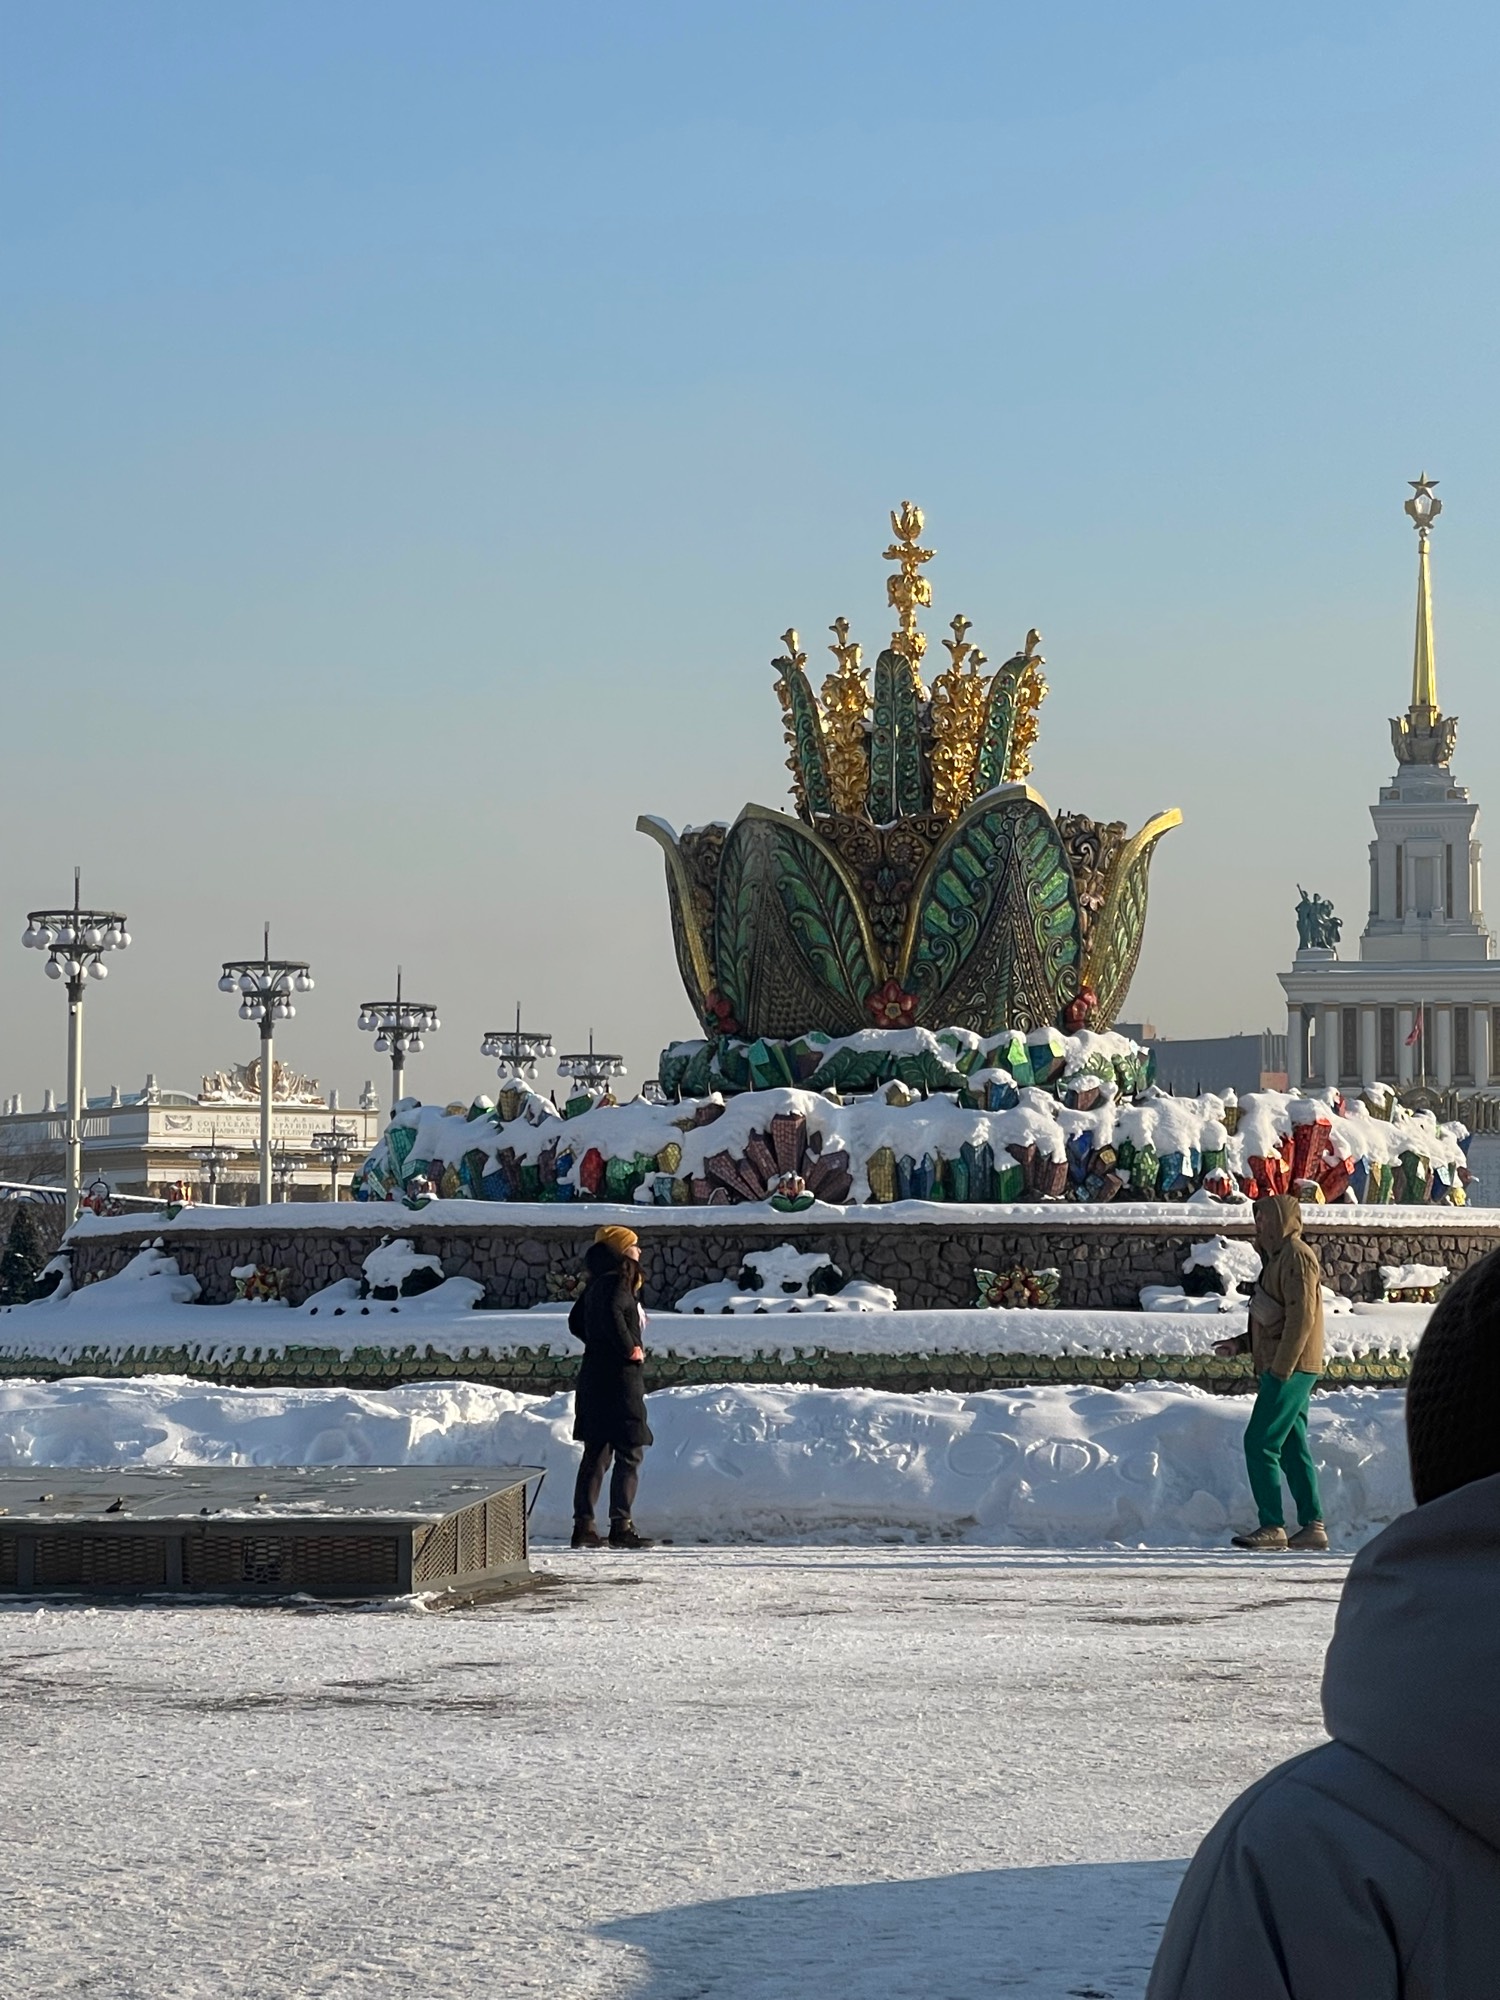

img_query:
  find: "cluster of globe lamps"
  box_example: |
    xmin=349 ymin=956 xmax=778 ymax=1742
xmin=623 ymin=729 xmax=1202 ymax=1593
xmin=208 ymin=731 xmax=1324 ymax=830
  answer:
xmin=20 ymin=885 xmax=631 ymax=1214
xmin=21 ymin=872 xmax=131 ymax=1223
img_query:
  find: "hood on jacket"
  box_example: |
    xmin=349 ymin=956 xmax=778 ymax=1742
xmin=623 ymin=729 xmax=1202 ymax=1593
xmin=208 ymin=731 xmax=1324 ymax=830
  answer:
xmin=1254 ymin=1192 xmax=1304 ymax=1253
xmin=1322 ymin=1469 xmax=1500 ymax=1848
xmin=583 ymin=1240 xmax=624 ymax=1280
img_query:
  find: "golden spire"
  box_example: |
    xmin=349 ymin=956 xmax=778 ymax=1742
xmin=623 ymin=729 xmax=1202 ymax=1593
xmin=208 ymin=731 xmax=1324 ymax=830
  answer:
xmin=882 ymin=501 xmax=934 ymax=689
xmin=929 ymin=613 xmax=988 ymax=821
xmin=1391 ymin=474 xmax=1457 ymax=768
xmin=1006 ymin=629 xmax=1048 ymax=781
xmin=1404 ymin=472 xmax=1442 ymax=716
xmin=820 ymin=616 xmax=871 ymax=817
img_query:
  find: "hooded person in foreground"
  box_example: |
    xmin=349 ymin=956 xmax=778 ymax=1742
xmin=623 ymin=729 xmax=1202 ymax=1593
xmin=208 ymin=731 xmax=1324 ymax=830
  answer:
xmin=567 ymin=1225 xmax=654 ymax=1550
xmin=1147 ymin=1248 xmax=1500 ymax=1997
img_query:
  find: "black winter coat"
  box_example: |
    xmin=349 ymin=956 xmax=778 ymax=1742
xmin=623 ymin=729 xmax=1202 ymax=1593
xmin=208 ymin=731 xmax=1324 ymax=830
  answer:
xmin=568 ymin=1245 xmax=653 ymax=1449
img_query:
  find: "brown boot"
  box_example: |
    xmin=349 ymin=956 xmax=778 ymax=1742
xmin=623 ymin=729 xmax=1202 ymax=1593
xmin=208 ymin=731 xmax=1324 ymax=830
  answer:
xmin=608 ymin=1521 xmax=655 ymax=1550
xmin=1231 ymin=1524 xmax=1289 ymax=1551
xmin=1287 ymin=1522 xmax=1331 ymax=1551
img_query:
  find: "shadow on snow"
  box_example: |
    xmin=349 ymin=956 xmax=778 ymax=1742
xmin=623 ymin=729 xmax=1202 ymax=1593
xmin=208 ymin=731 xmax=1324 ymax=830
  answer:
xmin=598 ymin=1857 xmax=1185 ymax=2000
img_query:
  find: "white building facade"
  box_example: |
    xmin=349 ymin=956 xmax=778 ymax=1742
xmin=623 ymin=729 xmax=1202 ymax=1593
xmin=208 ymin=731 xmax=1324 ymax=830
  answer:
xmin=0 ymin=1061 xmax=382 ymax=1202
xmin=1280 ymin=479 xmax=1500 ymax=1128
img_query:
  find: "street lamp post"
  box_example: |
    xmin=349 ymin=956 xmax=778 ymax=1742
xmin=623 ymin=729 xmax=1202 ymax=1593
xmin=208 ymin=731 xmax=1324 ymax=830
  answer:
xmin=358 ymin=968 xmax=439 ymax=1114
xmin=481 ymin=1004 xmax=555 ymax=1081
xmin=266 ymin=1140 xmax=299 ymax=1203
xmin=22 ymin=869 xmax=130 ymax=1225
xmin=191 ymin=1131 xmax=238 ymax=1205
xmin=557 ymin=1031 xmax=627 ymax=1101
xmin=311 ymin=1118 xmax=361 ymax=1204
xmin=218 ymin=926 xmax=313 ymax=1205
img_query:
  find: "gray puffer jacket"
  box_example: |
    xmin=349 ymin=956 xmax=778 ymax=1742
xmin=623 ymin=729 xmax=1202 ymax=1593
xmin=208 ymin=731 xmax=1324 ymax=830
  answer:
xmin=1148 ymin=1471 xmax=1500 ymax=1996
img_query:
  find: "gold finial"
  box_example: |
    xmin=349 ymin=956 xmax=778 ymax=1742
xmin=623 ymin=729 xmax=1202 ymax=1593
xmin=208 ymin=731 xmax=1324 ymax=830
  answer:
xmin=941 ymin=613 xmax=974 ymax=671
xmin=827 ymin=615 xmax=861 ymax=674
xmin=778 ymin=627 xmax=807 ymax=670
xmin=882 ymin=500 xmax=934 ymax=676
xmin=821 ymin=616 xmax=869 ymax=816
xmin=1007 ymin=631 xmax=1048 ymax=781
xmin=1404 ymin=475 xmax=1441 ymax=717
xmin=929 ymin=613 xmax=989 ymax=821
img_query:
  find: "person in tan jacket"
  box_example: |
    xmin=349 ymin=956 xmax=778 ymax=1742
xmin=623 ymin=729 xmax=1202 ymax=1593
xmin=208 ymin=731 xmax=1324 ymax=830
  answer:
xmin=1223 ymin=1193 xmax=1327 ymax=1551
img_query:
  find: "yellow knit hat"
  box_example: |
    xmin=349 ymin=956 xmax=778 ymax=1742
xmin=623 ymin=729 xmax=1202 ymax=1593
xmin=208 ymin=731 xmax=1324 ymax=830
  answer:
xmin=593 ymin=1225 xmax=639 ymax=1258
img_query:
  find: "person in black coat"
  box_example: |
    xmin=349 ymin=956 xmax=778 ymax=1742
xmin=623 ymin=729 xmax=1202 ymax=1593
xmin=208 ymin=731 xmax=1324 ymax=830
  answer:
xmin=568 ymin=1225 xmax=655 ymax=1549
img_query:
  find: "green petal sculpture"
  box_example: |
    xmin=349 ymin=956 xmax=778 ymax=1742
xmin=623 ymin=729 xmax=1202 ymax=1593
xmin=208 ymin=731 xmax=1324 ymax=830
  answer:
xmin=641 ymin=504 xmax=1180 ymax=1041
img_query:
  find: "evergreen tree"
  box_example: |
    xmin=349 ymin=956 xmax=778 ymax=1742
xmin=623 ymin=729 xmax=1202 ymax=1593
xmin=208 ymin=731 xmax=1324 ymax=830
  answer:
xmin=0 ymin=1204 xmax=46 ymax=1306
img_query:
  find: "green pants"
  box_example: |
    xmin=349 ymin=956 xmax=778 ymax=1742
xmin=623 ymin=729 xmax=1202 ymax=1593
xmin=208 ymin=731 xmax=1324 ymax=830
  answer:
xmin=1244 ymin=1370 xmax=1323 ymax=1529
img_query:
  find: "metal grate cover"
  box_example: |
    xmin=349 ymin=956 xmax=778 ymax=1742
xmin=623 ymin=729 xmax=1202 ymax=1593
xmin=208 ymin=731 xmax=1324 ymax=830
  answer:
xmin=185 ymin=1533 xmax=401 ymax=1595
xmin=0 ymin=1465 xmax=538 ymax=1600
xmin=36 ymin=1535 xmax=166 ymax=1590
xmin=412 ymin=1515 xmax=459 ymax=1585
xmin=486 ymin=1492 xmax=525 ymax=1569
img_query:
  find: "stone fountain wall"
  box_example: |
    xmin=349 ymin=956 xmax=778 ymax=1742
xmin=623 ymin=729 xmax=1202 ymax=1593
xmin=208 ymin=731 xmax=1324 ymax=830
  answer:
xmin=64 ymin=1208 xmax=1500 ymax=1311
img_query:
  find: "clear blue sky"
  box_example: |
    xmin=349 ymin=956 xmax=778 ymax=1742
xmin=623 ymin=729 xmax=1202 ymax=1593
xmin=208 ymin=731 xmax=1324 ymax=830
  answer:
xmin=4 ymin=2 xmax=1499 ymax=1108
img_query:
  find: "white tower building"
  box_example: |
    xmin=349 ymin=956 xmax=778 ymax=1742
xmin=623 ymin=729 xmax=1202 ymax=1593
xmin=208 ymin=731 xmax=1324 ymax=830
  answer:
xmin=1280 ymin=478 xmax=1500 ymax=1112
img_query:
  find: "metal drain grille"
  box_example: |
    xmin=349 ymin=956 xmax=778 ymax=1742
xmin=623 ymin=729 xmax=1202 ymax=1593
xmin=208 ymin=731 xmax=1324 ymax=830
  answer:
xmin=458 ymin=1501 xmax=486 ymax=1574
xmin=0 ymin=1467 xmax=536 ymax=1599
xmin=35 ymin=1535 xmax=167 ymax=1590
xmin=486 ymin=1491 xmax=525 ymax=1568
xmin=411 ymin=1489 xmax=526 ymax=1584
xmin=412 ymin=1516 xmax=458 ymax=1584
xmin=184 ymin=1534 xmax=400 ymax=1595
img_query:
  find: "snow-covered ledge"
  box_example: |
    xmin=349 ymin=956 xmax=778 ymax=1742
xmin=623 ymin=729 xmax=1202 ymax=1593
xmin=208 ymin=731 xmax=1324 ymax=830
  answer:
xmin=65 ymin=1198 xmax=1500 ymax=1238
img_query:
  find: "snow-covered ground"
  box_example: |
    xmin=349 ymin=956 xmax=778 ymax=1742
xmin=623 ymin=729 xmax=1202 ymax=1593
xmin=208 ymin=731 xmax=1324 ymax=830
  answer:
xmin=0 ymin=1372 xmax=1384 ymax=1995
xmin=0 ymin=1376 xmax=1412 ymax=1547
xmin=0 ymin=1545 xmax=1347 ymax=1999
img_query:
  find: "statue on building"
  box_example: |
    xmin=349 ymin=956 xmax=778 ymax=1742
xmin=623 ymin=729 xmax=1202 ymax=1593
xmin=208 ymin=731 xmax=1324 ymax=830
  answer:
xmin=1295 ymin=887 xmax=1342 ymax=953
xmin=199 ymin=1058 xmax=325 ymax=1105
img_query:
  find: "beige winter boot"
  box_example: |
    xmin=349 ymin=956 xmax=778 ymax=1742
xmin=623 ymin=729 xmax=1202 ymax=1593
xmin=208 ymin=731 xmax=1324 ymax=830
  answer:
xmin=1231 ymin=1524 xmax=1289 ymax=1551
xmin=1287 ymin=1522 xmax=1331 ymax=1551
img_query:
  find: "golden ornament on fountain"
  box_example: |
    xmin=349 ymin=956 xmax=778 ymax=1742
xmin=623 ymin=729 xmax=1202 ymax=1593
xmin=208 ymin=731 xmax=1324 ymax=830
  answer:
xmin=820 ymin=615 xmax=871 ymax=817
xmin=883 ymin=499 xmax=934 ymax=694
xmin=929 ymin=612 xmax=990 ymax=822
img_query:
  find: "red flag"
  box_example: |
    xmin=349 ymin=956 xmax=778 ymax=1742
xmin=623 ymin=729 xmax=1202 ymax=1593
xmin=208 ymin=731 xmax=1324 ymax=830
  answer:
xmin=1405 ymin=1016 xmax=1423 ymax=1047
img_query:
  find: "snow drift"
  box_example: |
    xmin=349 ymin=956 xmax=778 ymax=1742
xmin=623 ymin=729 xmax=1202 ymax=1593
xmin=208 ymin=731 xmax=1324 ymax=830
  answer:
xmin=0 ymin=1377 xmax=1411 ymax=1549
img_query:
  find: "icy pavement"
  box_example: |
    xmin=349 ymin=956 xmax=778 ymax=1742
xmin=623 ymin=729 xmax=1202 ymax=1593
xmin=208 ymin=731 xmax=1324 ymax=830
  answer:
xmin=0 ymin=1544 xmax=1347 ymax=1999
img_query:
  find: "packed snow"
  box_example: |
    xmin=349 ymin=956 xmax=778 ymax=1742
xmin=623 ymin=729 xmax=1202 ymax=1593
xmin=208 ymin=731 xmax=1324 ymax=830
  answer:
xmin=675 ymin=1243 xmax=898 ymax=1314
xmin=0 ymin=1544 xmax=1349 ymax=1998
xmin=0 ymin=1375 xmax=1411 ymax=1547
xmin=1180 ymin=1234 xmax=1262 ymax=1290
xmin=1379 ymin=1261 xmax=1450 ymax=1297
xmin=0 ymin=1366 xmax=1391 ymax=1994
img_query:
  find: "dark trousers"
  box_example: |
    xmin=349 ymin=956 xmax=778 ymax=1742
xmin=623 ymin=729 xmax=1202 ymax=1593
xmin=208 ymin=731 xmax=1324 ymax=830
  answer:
xmin=573 ymin=1440 xmax=645 ymax=1525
